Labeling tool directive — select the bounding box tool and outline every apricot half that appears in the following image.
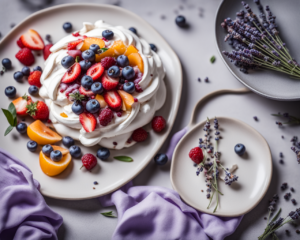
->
[124,45,138,56]
[95,40,127,62]
[80,37,105,52]
[128,53,144,73]
[118,90,135,111]
[95,94,107,108]
[27,120,62,145]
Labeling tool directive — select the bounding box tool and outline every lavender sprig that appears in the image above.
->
[272,113,300,125]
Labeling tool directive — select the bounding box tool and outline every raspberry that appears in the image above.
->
[152,116,166,133]
[81,153,97,170]
[101,57,116,70]
[16,38,25,48]
[189,147,203,164]
[99,108,114,126]
[131,128,148,142]
[15,48,35,66]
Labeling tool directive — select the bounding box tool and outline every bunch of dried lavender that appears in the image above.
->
[196,117,238,212]
[221,0,300,78]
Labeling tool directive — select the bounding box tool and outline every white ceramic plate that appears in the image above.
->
[171,117,272,217]
[0,3,182,200]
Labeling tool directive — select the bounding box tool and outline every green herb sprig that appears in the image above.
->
[114,156,133,162]
[101,211,117,218]
[1,102,17,136]
[210,56,216,63]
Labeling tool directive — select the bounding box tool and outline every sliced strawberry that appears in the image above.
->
[67,50,82,59]
[17,38,25,48]
[67,40,83,50]
[43,43,53,60]
[101,72,119,90]
[79,112,97,132]
[87,63,104,81]
[103,90,122,111]
[20,29,44,50]
[61,63,81,83]
[79,86,94,97]
[12,94,32,116]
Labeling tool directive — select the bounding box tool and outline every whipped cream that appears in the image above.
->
[39,20,166,149]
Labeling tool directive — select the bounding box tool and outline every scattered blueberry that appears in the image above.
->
[149,43,157,52]
[72,101,84,115]
[62,136,75,148]
[292,199,297,205]
[198,78,201,82]
[22,67,30,76]
[5,86,16,98]
[107,66,120,78]
[116,55,129,67]
[234,143,246,156]
[89,44,100,53]
[42,144,53,157]
[79,60,92,71]
[253,116,258,121]
[175,15,186,27]
[154,153,168,166]
[2,58,12,70]
[63,22,73,33]
[27,140,38,152]
[128,27,137,34]
[69,145,81,158]
[13,71,23,82]
[82,50,95,62]
[81,75,93,90]
[97,147,110,160]
[28,85,39,95]
[16,122,27,134]
[123,82,135,93]
[61,55,75,69]
[45,34,52,43]
[102,30,114,40]
[91,82,103,95]
[33,66,42,72]
[204,77,209,82]
[281,182,288,190]
[279,159,284,164]
[122,66,135,80]
[94,181,98,185]
[86,99,100,113]
[50,150,62,162]
[291,187,295,192]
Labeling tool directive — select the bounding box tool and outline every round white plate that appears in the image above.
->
[171,117,272,217]
[0,3,182,200]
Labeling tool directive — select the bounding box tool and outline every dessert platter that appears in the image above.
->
[0,4,182,199]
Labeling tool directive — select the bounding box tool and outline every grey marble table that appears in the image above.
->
[1,0,300,239]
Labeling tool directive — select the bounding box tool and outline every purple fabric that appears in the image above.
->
[0,149,63,240]
[166,127,188,160]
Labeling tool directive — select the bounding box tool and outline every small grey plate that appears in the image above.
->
[215,0,300,101]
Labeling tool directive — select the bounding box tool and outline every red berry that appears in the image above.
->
[26,101,49,120]
[189,147,203,164]
[72,32,80,37]
[81,153,97,170]
[15,48,35,66]
[16,38,25,48]
[98,108,114,126]
[67,39,83,50]
[28,71,42,88]
[87,63,104,81]
[152,116,166,133]
[43,43,53,60]
[100,57,116,70]
[20,29,44,50]
[131,128,148,142]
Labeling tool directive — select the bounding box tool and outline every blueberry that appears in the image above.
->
[102,30,114,40]
[123,82,135,93]
[234,144,246,156]
[69,145,81,158]
[62,136,75,148]
[63,22,72,33]
[117,55,129,67]
[42,144,53,157]
[72,101,84,115]
[175,15,186,27]
[81,75,93,90]
[33,66,42,72]
[91,82,103,94]
[82,50,95,62]
[2,58,12,70]
[86,99,100,113]
[97,147,110,160]
[149,43,157,52]
[79,60,92,71]
[107,66,120,78]
[122,66,135,80]
[89,44,100,53]
[50,150,62,162]
[129,27,137,34]
[5,86,16,98]
[14,71,23,82]
[154,153,168,166]
[27,140,38,152]
[28,85,39,95]
[16,122,27,134]
[22,67,30,76]
[61,55,75,69]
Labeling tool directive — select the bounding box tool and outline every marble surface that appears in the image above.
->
[1,0,300,239]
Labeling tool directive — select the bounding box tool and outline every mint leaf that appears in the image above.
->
[101,211,117,218]
[113,156,133,162]
[4,126,14,136]
[8,103,17,126]
[2,109,14,126]
[97,48,109,54]
[210,56,216,63]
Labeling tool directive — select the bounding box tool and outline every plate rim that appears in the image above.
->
[170,116,273,217]
[0,3,183,200]
[214,0,300,102]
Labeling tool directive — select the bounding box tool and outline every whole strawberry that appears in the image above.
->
[81,153,97,170]
[189,147,203,164]
[43,43,53,60]
[99,108,114,126]
[131,128,148,142]
[28,71,42,88]
[15,48,35,66]
[152,116,166,133]
[26,101,49,120]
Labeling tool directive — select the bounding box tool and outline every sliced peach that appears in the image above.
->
[95,48,114,62]
[95,94,107,108]
[124,45,138,56]
[118,90,134,111]
[80,37,105,52]
[95,40,127,62]
[52,145,69,155]
[60,112,68,118]
[27,120,62,145]
[128,53,144,73]
[39,150,71,177]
